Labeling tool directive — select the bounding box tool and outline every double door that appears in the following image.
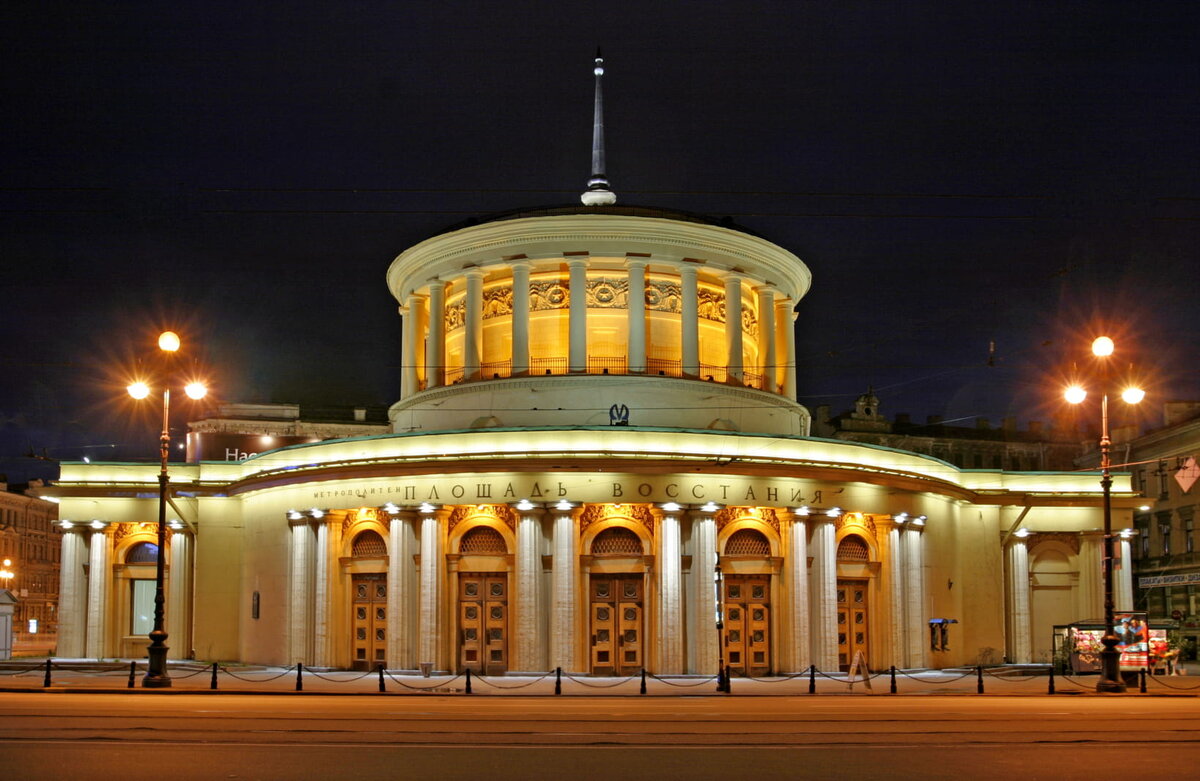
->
[589,575,643,676]
[351,574,387,672]
[723,575,771,677]
[837,579,869,672]
[459,573,508,675]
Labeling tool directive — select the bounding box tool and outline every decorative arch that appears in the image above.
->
[715,511,781,558]
[112,523,162,564]
[124,540,160,564]
[591,526,645,556]
[722,527,771,557]
[448,506,516,555]
[836,534,872,562]
[350,529,387,558]
[834,513,880,561]
[579,505,653,556]
[339,507,389,558]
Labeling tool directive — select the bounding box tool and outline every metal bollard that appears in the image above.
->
[211,662,219,690]
[890,665,897,694]
[43,659,52,688]
[640,668,647,695]
[127,660,137,688]
[555,666,562,695]
[1140,668,1148,693]
[296,662,304,692]
[1048,665,1055,695]
[378,664,385,693]
[976,665,984,694]
[465,668,472,695]
[725,665,732,695]
[716,664,725,693]
[808,664,816,695]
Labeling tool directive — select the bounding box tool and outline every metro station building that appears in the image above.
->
[44,61,1138,676]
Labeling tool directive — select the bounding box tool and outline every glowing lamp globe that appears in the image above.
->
[127,381,151,400]
[184,382,208,400]
[158,331,181,352]
[1121,387,1145,404]
[1092,336,1114,357]
[1064,386,1087,405]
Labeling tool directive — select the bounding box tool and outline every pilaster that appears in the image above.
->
[808,519,838,670]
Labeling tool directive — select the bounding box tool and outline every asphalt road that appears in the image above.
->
[2,693,1198,780]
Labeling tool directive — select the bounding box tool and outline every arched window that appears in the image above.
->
[836,534,870,562]
[460,526,507,555]
[351,530,387,557]
[591,527,644,556]
[724,528,770,556]
[125,542,159,564]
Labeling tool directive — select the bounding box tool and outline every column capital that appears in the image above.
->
[623,255,648,270]
[463,266,484,279]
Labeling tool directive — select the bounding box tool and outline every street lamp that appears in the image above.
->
[1065,335,1144,693]
[126,330,207,688]
[0,559,13,590]
[713,552,726,692]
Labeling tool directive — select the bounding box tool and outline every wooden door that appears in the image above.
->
[724,575,771,677]
[589,575,643,676]
[351,574,387,671]
[459,573,508,675]
[837,579,869,672]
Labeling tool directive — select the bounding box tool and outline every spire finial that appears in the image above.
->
[581,48,616,206]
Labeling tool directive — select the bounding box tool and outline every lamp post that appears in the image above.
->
[127,330,207,688]
[1065,335,1144,693]
[713,552,726,692]
[0,559,13,591]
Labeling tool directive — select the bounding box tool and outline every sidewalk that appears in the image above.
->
[3,659,1199,696]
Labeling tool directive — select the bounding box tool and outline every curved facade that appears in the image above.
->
[47,208,1139,674]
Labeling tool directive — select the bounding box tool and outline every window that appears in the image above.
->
[1160,519,1172,557]
[130,580,154,635]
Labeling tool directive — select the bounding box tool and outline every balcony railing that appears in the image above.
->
[423,356,781,392]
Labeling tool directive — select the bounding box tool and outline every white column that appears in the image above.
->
[568,258,588,372]
[680,265,699,376]
[418,510,445,669]
[312,520,332,667]
[723,273,744,383]
[688,510,718,675]
[626,258,647,373]
[387,511,418,670]
[1078,531,1104,620]
[289,521,314,664]
[425,280,446,389]
[785,514,811,672]
[757,286,776,392]
[808,519,838,670]
[775,297,797,399]
[657,508,683,673]
[1115,536,1134,612]
[166,531,192,658]
[903,527,927,668]
[888,523,907,667]
[549,507,578,671]
[56,529,88,657]
[511,260,531,375]
[401,294,421,397]
[464,268,483,380]
[1006,539,1031,664]
[85,529,110,659]
[514,508,546,671]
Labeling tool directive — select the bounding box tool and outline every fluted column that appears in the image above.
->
[568,258,588,372]
[387,511,418,669]
[514,507,546,671]
[784,513,811,672]
[724,273,744,383]
[56,528,88,657]
[680,264,699,376]
[1078,531,1104,620]
[418,508,446,669]
[757,286,776,392]
[549,506,578,671]
[657,508,683,673]
[166,531,192,658]
[312,519,334,667]
[464,268,483,380]
[687,509,718,675]
[401,293,421,397]
[1006,539,1031,663]
[288,521,314,664]
[903,526,926,668]
[808,519,838,670]
[626,258,647,373]
[775,296,797,399]
[1115,536,1134,612]
[511,260,531,376]
[425,280,446,389]
[85,528,110,659]
[887,523,906,667]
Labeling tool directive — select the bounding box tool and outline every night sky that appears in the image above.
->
[2,1,1197,482]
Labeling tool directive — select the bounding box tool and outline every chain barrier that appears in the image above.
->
[646,672,721,688]
[304,668,377,683]
[383,670,466,691]
[473,671,555,690]
[218,665,299,683]
[981,669,1044,682]
[0,663,45,676]
[1143,674,1200,691]
[1055,673,1097,690]
[895,669,975,684]
[740,671,812,683]
[560,671,638,689]
[166,666,212,680]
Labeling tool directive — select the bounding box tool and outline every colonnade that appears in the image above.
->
[397,259,799,398]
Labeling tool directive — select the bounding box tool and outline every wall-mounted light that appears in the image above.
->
[826,507,842,518]
[661,502,681,513]
[418,502,436,514]
[794,506,809,516]
[309,508,325,519]
[287,509,302,520]
[515,499,535,512]
[554,499,574,511]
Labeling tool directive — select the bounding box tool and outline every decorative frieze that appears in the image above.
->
[586,277,628,308]
[714,506,780,532]
[446,300,466,331]
[482,286,513,319]
[530,280,570,311]
[1027,531,1081,555]
[447,504,517,533]
[836,512,878,542]
[697,289,725,324]
[578,503,655,536]
[645,281,681,313]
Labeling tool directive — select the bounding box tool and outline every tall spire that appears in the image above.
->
[581,48,616,206]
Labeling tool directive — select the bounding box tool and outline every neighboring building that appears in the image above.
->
[1117,402,1200,659]
[187,403,390,463]
[814,390,1084,472]
[42,58,1137,673]
[0,478,61,655]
